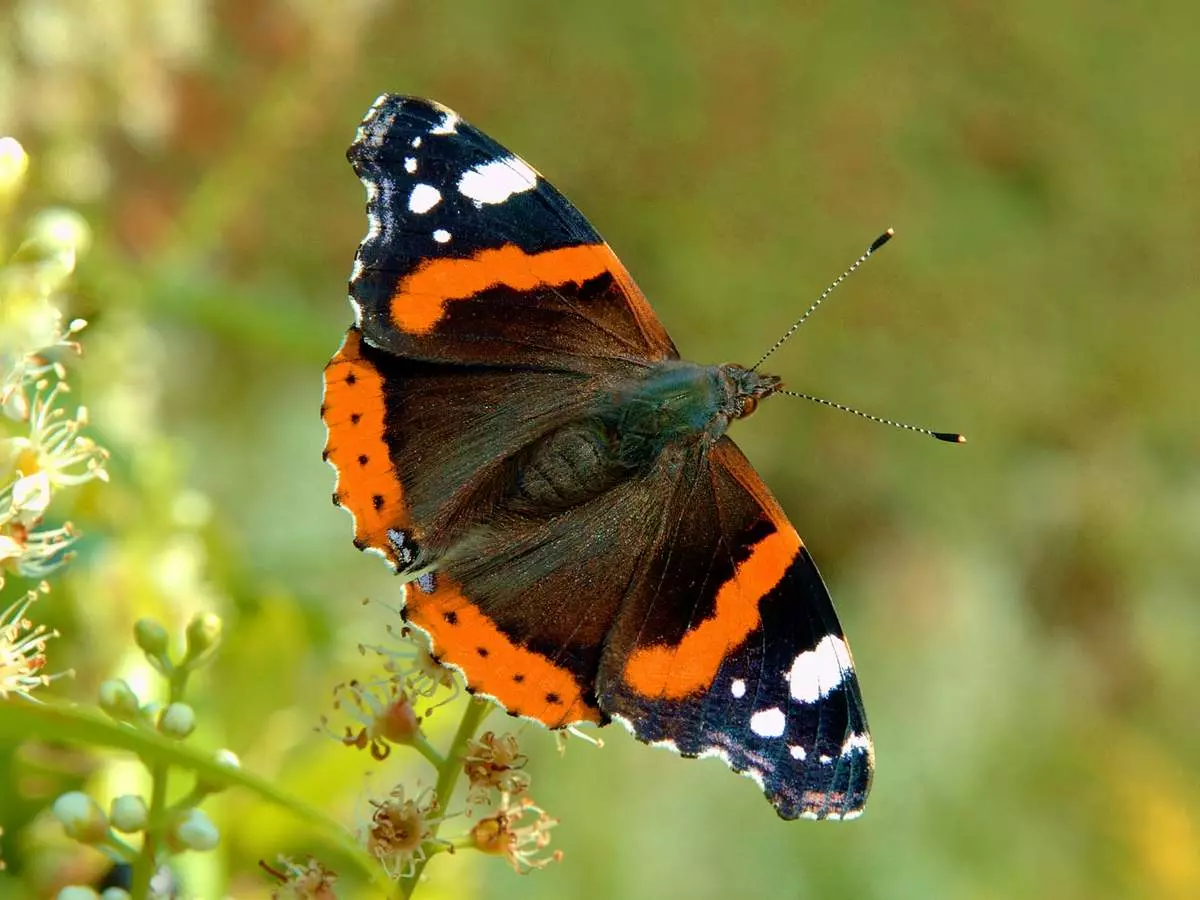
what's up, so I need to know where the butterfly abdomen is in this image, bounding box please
[512,421,632,511]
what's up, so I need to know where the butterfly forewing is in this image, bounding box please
[347,95,676,368]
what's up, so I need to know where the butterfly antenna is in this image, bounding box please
[751,228,895,372]
[778,389,965,443]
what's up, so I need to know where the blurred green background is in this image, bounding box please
[2,0,1198,897]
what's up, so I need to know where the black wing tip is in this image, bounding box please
[349,94,456,164]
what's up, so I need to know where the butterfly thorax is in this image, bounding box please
[611,359,779,444]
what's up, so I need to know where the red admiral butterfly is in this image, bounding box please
[325,96,894,820]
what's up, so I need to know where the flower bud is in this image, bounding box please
[166,807,219,852]
[183,612,222,663]
[98,679,141,722]
[101,890,131,900]
[109,794,148,833]
[56,888,100,900]
[52,791,108,844]
[158,702,196,739]
[197,748,241,794]
[133,618,169,657]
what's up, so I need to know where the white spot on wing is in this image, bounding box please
[789,744,806,760]
[786,634,853,703]
[404,157,417,174]
[429,109,459,134]
[749,707,786,738]
[432,228,451,243]
[457,156,538,205]
[840,732,872,757]
[730,678,746,699]
[408,183,442,214]
[410,136,422,148]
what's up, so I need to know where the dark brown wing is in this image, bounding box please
[596,438,874,820]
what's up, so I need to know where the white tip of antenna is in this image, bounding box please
[869,228,896,252]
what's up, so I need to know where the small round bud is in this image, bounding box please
[101,890,131,900]
[109,794,149,833]
[56,887,100,900]
[52,791,109,844]
[133,618,170,657]
[184,612,222,662]
[98,679,141,722]
[197,748,241,794]
[166,808,219,852]
[158,702,196,739]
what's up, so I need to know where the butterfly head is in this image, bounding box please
[720,364,782,421]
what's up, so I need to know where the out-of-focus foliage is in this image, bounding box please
[1,1,1197,898]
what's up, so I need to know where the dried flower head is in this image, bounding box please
[470,795,562,874]
[0,584,68,699]
[261,855,339,899]
[323,674,422,760]
[363,784,449,881]
[463,731,531,805]
[359,622,458,705]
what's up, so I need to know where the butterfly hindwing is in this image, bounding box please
[348,95,676,368]
[597,438,873,820]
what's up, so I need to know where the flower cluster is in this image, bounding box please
[0,136,109,592]
[0,582,67,699]
[2,1,212,200]
[319,620,565,886]
[52,614,234,898]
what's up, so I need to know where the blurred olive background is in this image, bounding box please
[2,1,1199,898]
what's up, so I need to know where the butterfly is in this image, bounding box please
[323,95,873,820]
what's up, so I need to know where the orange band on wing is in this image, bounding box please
[623,526,802,700]
[407,575,602,727]
[322,329,409,557]
[389,243,621,335]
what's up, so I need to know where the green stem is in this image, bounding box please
[399,698,491,898]
[410,732,447,770]
[101,831,140,863]
[129,665,190,899]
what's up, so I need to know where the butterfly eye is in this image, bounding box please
[739,396,758,418]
